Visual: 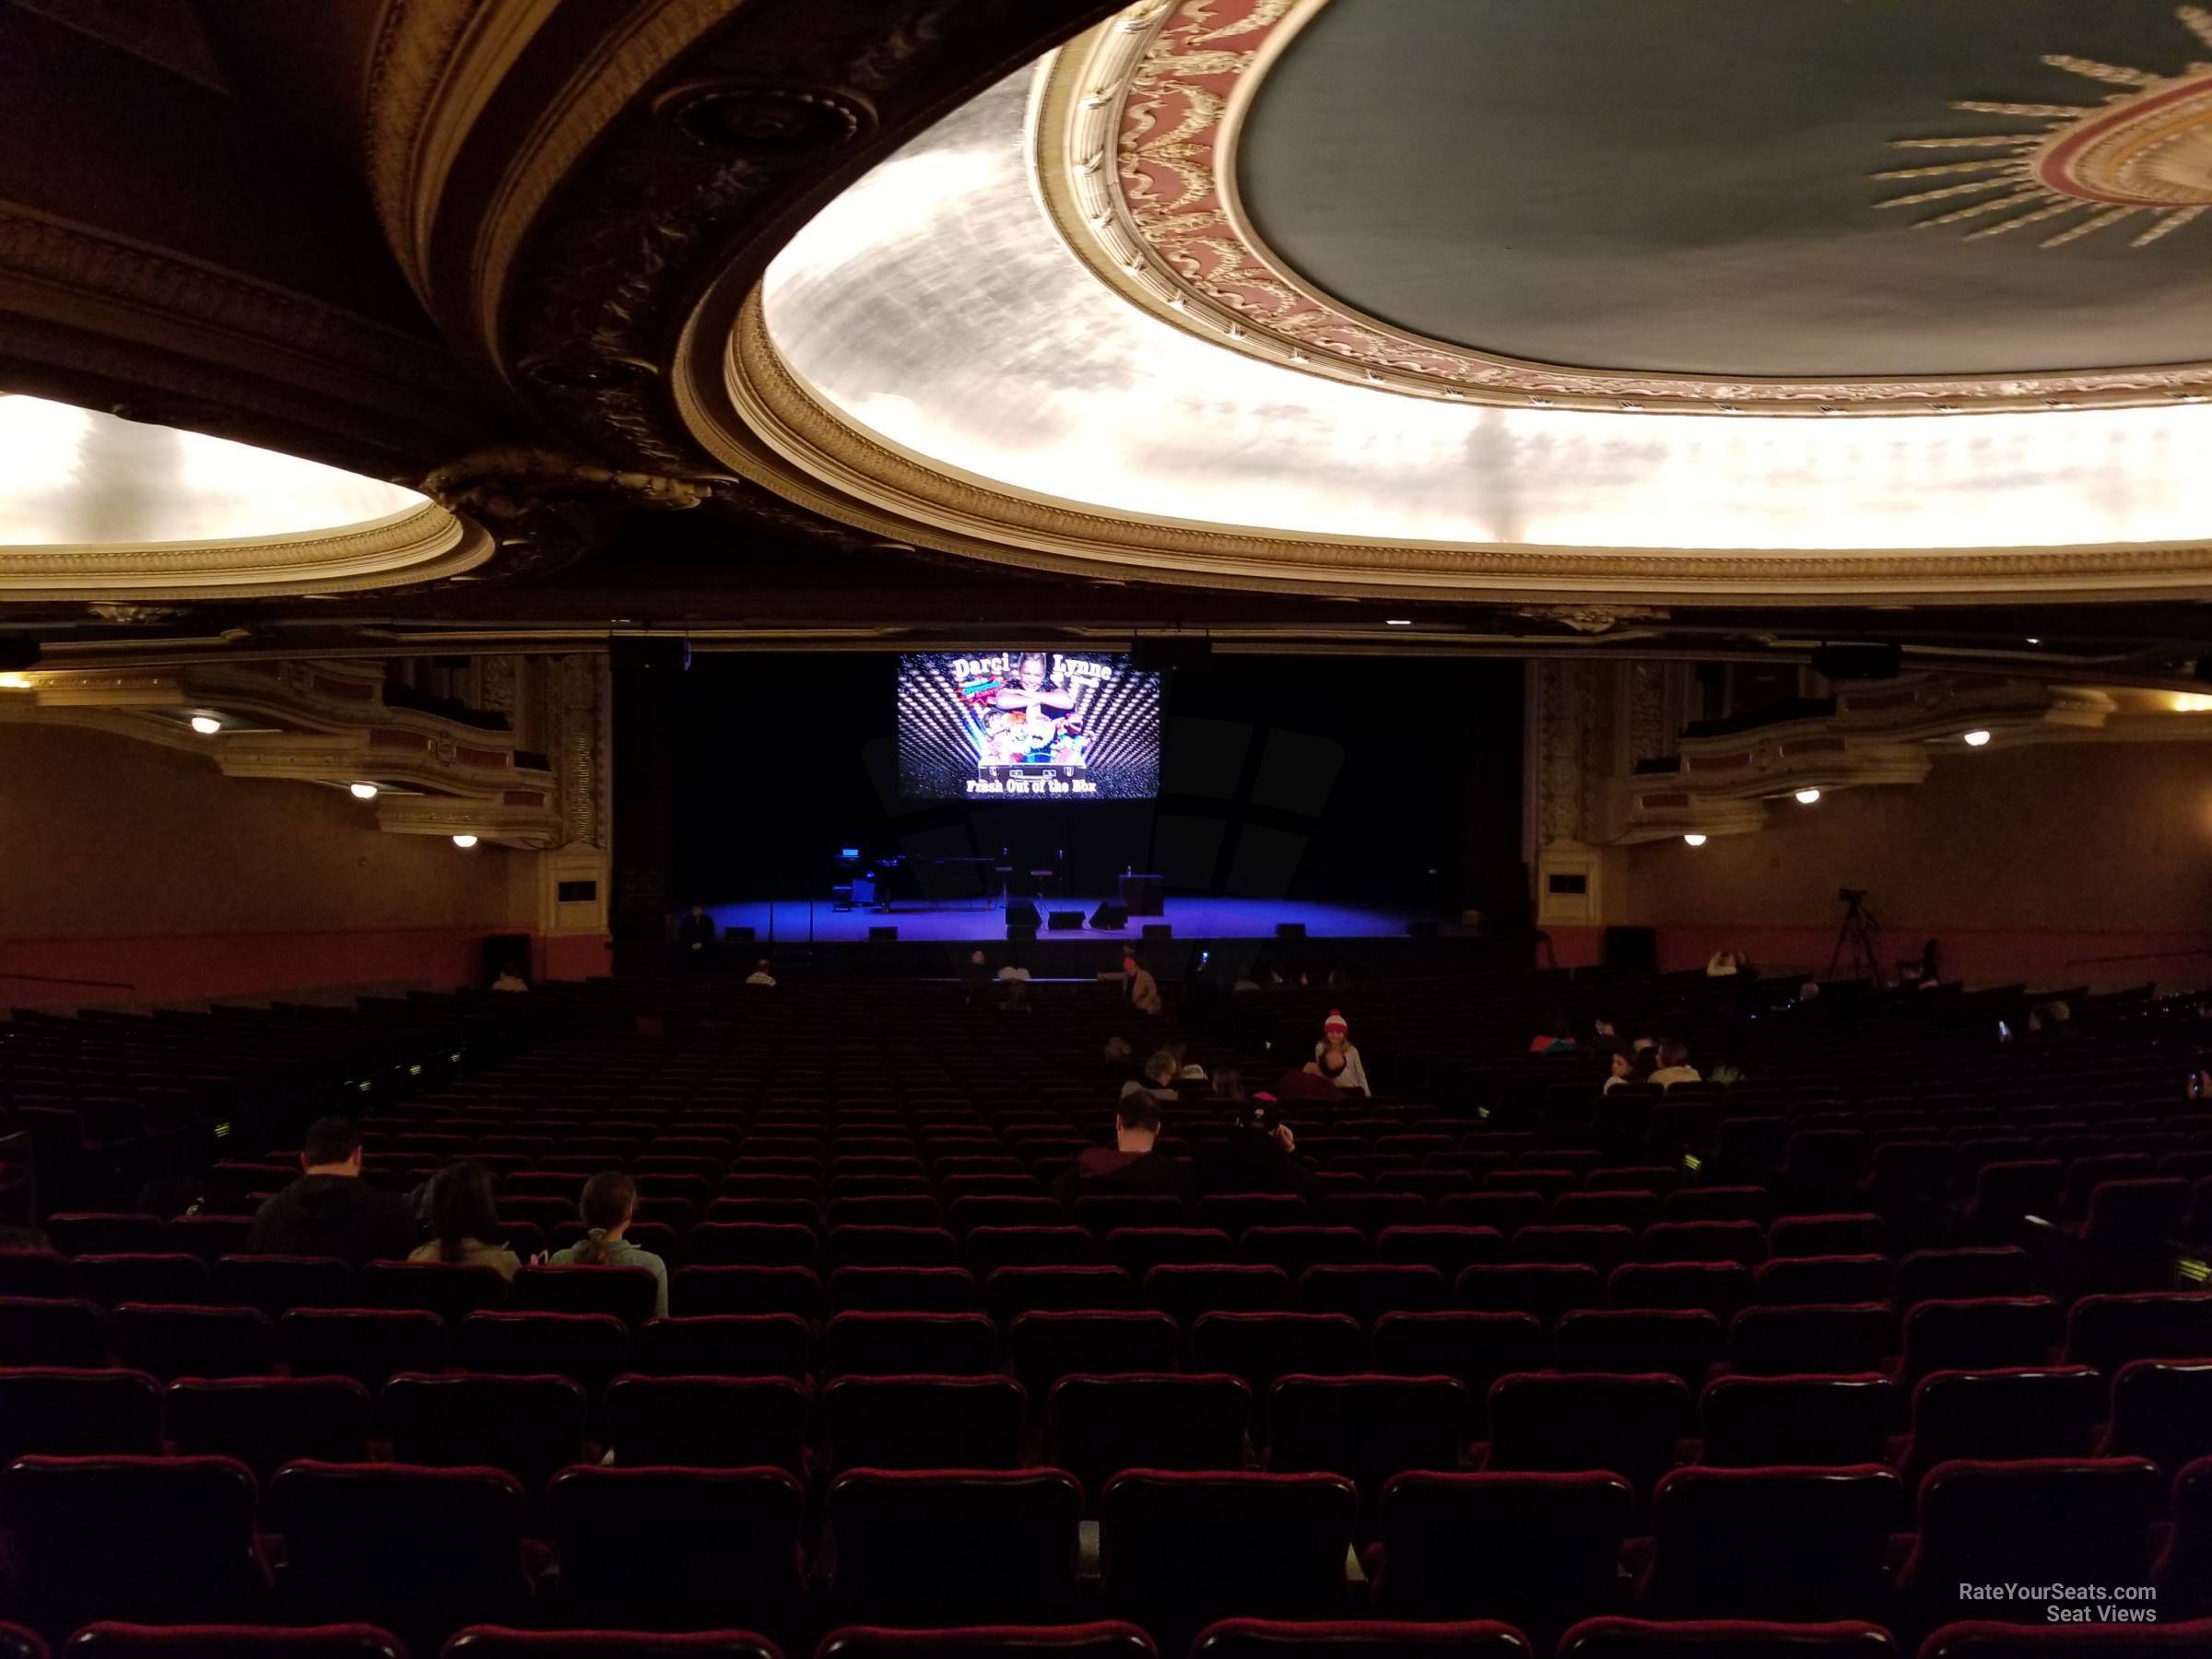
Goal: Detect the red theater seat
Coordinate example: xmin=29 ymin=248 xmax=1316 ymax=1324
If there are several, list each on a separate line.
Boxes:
xmin=1482 ymin=1371 xmax=1694 ymax=1499
xmin=1917 ymin=1624 xmax=2212 ymax=1658
xmin=515 ymin=1265 xmax=661 ymax=1326
xmin=674 ymin=1266 xmax=822 ymax=1320
xmin=828 ymin=1468 xmax=1083 ymax=1626
xmin=814 ymin=1624 xmax=1157 ymax=1659
xmin=162 ymin=1375 xmax=372 ymax=1481
xmin=1144 ymin=1264 xmax=1292 ymax=1324
xmin=0 ymin=1297 xmax=107 ymax=1368
xmin=546 ymin=1465 xmax=806 ymax=1636
xmin=631 ymin=1313 xmax=811 ymax=1380
xmin=825 ymin=1312 xmax=997 ymax=1376
xmin=1637 ymin=1463 xmax=1900 ymax=1619
xmin=210 ymin=1254 xmax=354 ymax=1317
xmin=990 ymin=1266 xmax=1141 ymax=1323
xmin=1755 ymin=1255 xmax=1892 ymax=1307
xmin=823 ymin=1373 xmax=1025 ymax=1472
xmin=1186 ymin=1620 xmax=1534 ymax=1659
xmin=0 ymin=1454 xmax=269 ymax=1638
xmin=1898 ymin=1298 xmax=2062 ymax=1389
xmin=1009 ymin=1310 xmax=1180 ymax=1395
xmin=2104 ymin=1360 xmax=2212 ymax=1475
xmin=0 ymin=1367 xmax=161 ymax=1463
xmin=1554 ymin=1309 xmax=1724 ymax=1390
xmin=2157 ymin=1456 xmax=2212 ymax=1618
xmin=444 ymin=1636 xmax=781 ymax=1658
xmin=1100 ymin=1470 xmax=1358 ymax=1653
xmin=110 ymin=1301 xmax=276 ymax=1380
xmin=1372 ymin=1311 xmax=1546 ymax=1399
xmin=1457 ymin=1264 xmax=1606 ymax=1324
xmin=1265 ymin=1374 xmax=1472 ymax=1509
xmin=383 ymin=1371 xmax=588 ymax=1493
xmin=1299 ymin=1264 xmax=1452 ymax=1324
xmin=1242 ymin=1227 xmax=1373 ymax=1280
xmin=1610 ymin=1263 xmax=1755 ymax=1320
xmin=1048 ymin=1372 xmax=1252 ymax=1496
xmin=1190 ymin=1312 xmax=1367 ymax=1394
xmin=1728 ymin=1303 xmax=1894 ymax=1376
xmin=1899 ymin=1366 xmax=2104 ymax=1486
xmin=605 ymin=1375 xmax=806 ymax=1475
xmin=2063 ymin=1292 xmax=2212 ymax=1375
xmin=63 ymin=1625 xmax=406 ymax=1657
xmin=1698 ymin=1374 xmax=1898 ymax=1467
xmin=269 ymin=1461 xmax=534 ymax=1648
xmin=1371 ymin=1469 xmax=1632 ymax=1636
xmin=1556 ymin=1619 xmax=1899 ymax=1657
xmin=280 ymin=1308 xmax=447 ymax=1392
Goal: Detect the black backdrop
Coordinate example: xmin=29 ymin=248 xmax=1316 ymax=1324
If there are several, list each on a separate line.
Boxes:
xmin=668 ymin=653 xmax=1524 ymax=915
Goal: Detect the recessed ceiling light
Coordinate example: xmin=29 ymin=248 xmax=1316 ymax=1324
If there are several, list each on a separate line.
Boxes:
xmin=349 ymin=782 xmax=379 ymax=800
xmin=188 ymin=714 xmax=222 ymax=735
xmin=1794 ymin=788 xmax=1822 ymax=805
xmin=1683 ymin=832 xmax=1708 ymax=847
xmin=1961 ymin=729 xmax=1992 ymax=747
xmin=2026 ymin=637 xmax=2041 ymax=645
xmin=452 ymin=834 xmax=479 ymax=849
xmin=1384 ymin=619 xmax=1413 ymax=627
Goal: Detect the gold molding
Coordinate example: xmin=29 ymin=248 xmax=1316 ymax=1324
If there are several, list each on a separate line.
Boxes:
xmin=1035 ymin=0 xmax=2212 ymax=417
xmin=690 ymin=286 xmax=2212 ymax=604
xmin=0 ymin=503 xmax=493 ymax=601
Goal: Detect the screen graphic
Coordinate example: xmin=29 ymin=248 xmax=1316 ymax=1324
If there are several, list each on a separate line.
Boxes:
xmin=897 ymin=651 xmax=1163 ymax=801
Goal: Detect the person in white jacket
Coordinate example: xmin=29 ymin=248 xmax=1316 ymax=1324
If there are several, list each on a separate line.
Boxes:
xmin=1312 ymin=1010 xmax=1371 ymax=1096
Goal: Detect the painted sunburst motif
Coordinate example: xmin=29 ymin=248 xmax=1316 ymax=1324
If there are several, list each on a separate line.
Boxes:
xmin=1878 ymin=6 xmax=2212 ymax=246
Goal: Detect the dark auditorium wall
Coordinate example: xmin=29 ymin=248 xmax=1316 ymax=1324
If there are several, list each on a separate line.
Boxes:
xmin=670 ymin=652 xmax=1524 ymax=913
xmin=1621 ymin=735 xmax=2212 ymax=984
xmin=0 ymin=723 xmax=524 ymax=1002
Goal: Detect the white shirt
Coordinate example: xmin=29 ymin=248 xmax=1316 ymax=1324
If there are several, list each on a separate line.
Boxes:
xmin=1651 ymin=1065 xmax=1702 ymax=1087
xmin=1314 ymin=1041 xmax=1371 ymax=1096
xmin=745 ymin=971 xmax=777 ymax=986
xmin=996 ymin=965 xmax=1032 ymax=982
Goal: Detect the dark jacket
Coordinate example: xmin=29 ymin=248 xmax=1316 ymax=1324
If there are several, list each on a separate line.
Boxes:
xmin=1053 ymin=1146 xmax=1191 ymax=1207
xmin=1196 ymin=1135 xmax=1319 ymax=1198
xmin=247 ymin=1175 xmax=416 ymax=1266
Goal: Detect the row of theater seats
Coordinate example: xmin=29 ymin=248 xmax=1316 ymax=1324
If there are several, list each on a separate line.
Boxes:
xmin=6 ymin=1344 xmax=2211 ymax=1499
xmin=10 ymin=1616 xmax=2212 ymax=1659
xmin=0 ymin=1450 xmax=2206 ymax=1649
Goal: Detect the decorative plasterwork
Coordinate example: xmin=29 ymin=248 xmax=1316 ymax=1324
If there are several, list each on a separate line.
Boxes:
xmin=0 ymin=503 xmax=493 ymax=601
xmin=717 ymin=287 xmax=2212 ymax=603
xmin=4 ymin=657 xmax=566 ymax=847
xmin=1614 ymin=675 xmax=2121 ymax=842
xmin=1877 ymin=7 xmax=2212 ymax=250
xmin=1035 ymin=0 xmax=2212 ymax=415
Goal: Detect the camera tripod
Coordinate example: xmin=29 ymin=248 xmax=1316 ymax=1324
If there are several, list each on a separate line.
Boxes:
xmin=1828 ymin=888 xmax=1884 ymax=983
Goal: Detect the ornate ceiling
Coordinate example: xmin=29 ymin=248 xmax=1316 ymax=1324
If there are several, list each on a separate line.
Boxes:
xmin=0 ymin=0 xmax=2209 ymax=671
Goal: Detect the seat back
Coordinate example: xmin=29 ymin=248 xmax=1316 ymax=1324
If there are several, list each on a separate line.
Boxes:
xmin=514 ymin=1265 xmax=660 ymax=1326
xmin=829 ymin=1467 xmax=1083 ymax=1624
xmin=1009 ymin=1310 xmax=1180 ymax=1395
xmin=1903 ymin=1366 xmax=2104 ymax=1484
xmin=1187 ymin=1620 xmax=1532 ymax=1659
xmin=547 ymin=1464 xmax=806 ymax=1634
xmin=1484 ymin=1371 xmax=1693 ymax=1498
xmin=1641 ymin=1463 xmax=1900 ymax=1618
xmin=1 ymin=1453 xmax=267 ymax=1635
xmin=1100 ymin=1470 xmax=1358 ymax=1649
xmin=823 ymin=1373 xmax=1026 ymax=1473
xmin=0 ymin=1296 xmax=106 ymax=1368
xmin=1754 ymin=1255 xmax=1891 ymax=1307
xmin=631 ymin=1313 xmax=810 ymax=1380
xmin=604 ymin=1374 xmax=807 ymax=1475
xmin=163 ymin=1375 xmax=371 ymax=1482
xmin=1371 ymin=1312 xmax=1546 ymax=1399
xmin=2107 ymin=1359 xmax=2212 ymax=1474
xmin=1373 ymin=1468 xmax=1632 ymax=1629
xmin=824 ymin=1312 xmax=996 ymax=1377
xmin=0 ymin=1366 xmax=161 ymax=1463
xmin=1456 ymin=1265 xmax=1605 ymax=1324
xmin=267 ymin=1460 xmax=531 ymax=1647
xmin=1697 ymin=1374 xmax=1896 ymax=1467
xmin=1900 ymin=1298 xmax=2062 ymax=1389
xmin=358 ymin=1262 xmax=509 ymax=1323
xmin=382 ymin=1371 xmax=586 ymax=1491
xmin=817 ymin=1624 xmax=1155 ymax=1659
xmin=1727 ymin=1303 xmax=1893 ymax=1377
xmin=1189 ymin=1312 xmax=1366 ymax=1394
xmin=2064 ymin=1292 xmax=2212 ymax=1375
xmin=1554 ymin=1309 xmax=1723 ymax=1390
xmin=1557 ymin=1618 xmax=1899 ymax=1657
xmin=60 ymin=1622 xmax=409 ymax=1657
xmin=111 ymin=1302 xmax=276 ymax=1381
xmin=279 ymin=1308 xmax=447 ymax=1392
xmin=1049 ymin=1372 xmax=1253 ymax=1496
xmin=1908 ymin=1457 xmax=2162 ymax=1592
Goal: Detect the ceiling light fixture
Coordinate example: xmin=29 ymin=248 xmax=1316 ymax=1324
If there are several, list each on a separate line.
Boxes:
xmin=1384 ymin=619 xmax=1413 ymax=627
xmin=1683 ymin=832 xmax=1708 ymax=847
xmin=1961 ymin=729 xmax=1992 ymax=747
xmin=1794 ymin=788 xmax=1823 ymax=805
xmin=188 ymin=714 xmax=222 ymax=735
xmin=349 ymin=782 xmax=379 ymax=800
xmin=452 ymin=834 xmax=479 ymax=849
xmin=2026 ymin=637 xmax=2042 ymax=645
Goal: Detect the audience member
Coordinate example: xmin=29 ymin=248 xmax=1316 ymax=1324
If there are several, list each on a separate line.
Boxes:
xmin=548 ymin=1171 xmax=669 ymax=1317
xmin=407 ymin=1160 xmax=521 ymax=1282
xmin=1196 ymin=1102 xmax=1317 ymax=1197
xmin=1649 ymin=1040 xmax=1701 ymax=1087
xmin=1123 ymin=950 xmax=1163 ymax=1016
xmin=1275 ymin=1049 xmax=1350 ymax=1100
xmin=1053 ymin=1093 xmax=1188 ymax=1204
xmin=996 ymin=959 xmax=1032 ymax=982
xmin=489 ymin=969 xmax=529 ymax=993
xmin=1207 ymin=1065 xmax=1248 ymax=1102
xmin=247 ymin=1115 xmax=416 ymax=1265
xmin=744 ymin=958 xmax=778 ymax=986
xmin=1602 ymin=1046 xmax=1638 ymax=1092
xmin=1313 ymin=1010 xmax=1371 ymax=1095
xmin=1129 ymin=1050 xmax=1180 ymax=1102
xmin=677 ymin=903 xmax=716 ymax=963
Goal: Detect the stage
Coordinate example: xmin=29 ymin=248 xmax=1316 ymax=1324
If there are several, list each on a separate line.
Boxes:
xmin=705 ymin=894 xmax=1435 ymax=947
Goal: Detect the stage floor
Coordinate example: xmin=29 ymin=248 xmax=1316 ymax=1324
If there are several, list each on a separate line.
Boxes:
xmin=707 ymin=894 xmax=1423 ymax=947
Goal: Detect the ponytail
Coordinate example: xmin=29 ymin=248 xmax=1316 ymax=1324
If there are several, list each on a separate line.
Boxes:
xmin=571 ymin=1171 xmax=637 ymax=1265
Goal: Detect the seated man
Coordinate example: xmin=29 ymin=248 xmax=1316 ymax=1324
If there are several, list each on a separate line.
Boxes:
xmin=1053 ymin=1094 xmax=1188 ymax=1206
xmin=247 ymin=1114 xmax=417 ymax=1265
xmin=1196 ymin=1103 xmax=1318 ymax=1197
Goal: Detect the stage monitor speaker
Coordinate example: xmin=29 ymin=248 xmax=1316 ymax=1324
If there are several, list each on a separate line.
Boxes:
xmin=1048 ymin=910 xmax=1084 ymax=931
xmin=1142 ymin=923 xmax=1172 ymax=941
xmin=1005 ymin=900 xmax=1040 ymax=928
xmin=1604 ymin=924 xmax=1657 ymax=973
xmin=1089 ymin=901 xmax=1129 ymax=930
xmin=868 ymin=925 xmax=899 ymax=943
xmin=1407 ymin=919 xmax=1439 ymax=940
xmin=1276 ymin=922 xmax=1307 ymax=940
xmin=1007 ymin=924 xmax=1038 ymax=945
xmin=1811 ymin=642 xmax=1901 ymax=681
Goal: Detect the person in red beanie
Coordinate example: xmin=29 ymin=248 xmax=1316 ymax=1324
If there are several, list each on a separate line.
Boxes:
xmin=1312 ymin=1010 xmax=1371 ymax=1096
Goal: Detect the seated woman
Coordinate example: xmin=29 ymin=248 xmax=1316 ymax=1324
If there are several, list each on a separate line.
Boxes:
xmin=407 ymin=1160 xmax=521 ymax=1282
xmin=548 ymin=1171 xmax=670 ymax=1318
